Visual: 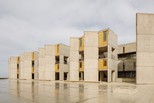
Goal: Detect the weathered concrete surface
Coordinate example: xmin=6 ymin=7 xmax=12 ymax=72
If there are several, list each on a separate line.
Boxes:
xmin=136 ymin=13 xmax=154 ymax=84
xmin=1 ymin=79 xmax=154 ymax=103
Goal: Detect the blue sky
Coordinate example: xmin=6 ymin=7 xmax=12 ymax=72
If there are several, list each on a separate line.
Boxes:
xmin=0 ymin=0 xmax=154 ymax=77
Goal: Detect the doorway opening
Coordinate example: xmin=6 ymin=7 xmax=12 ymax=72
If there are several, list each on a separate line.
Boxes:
xmin=32 ymin=73 xmax=34 ymax=79
xmin=55 ymin=72 xmax=59 ymax=80
xmin=17 ymin=74 xmax=19 ymax=79
xmin=79 ymin=72 xmax=84 ymax=81
xmin=98 ymin=71 xmax=107 ymax=82
xmin=64 ymin=72 xmax=68 ymax=80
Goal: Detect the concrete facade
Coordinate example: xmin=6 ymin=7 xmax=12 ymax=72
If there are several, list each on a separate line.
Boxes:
xmin=19 ymin=52 xmax=38 ymax=80
xmin=8 ymin=56 xmax=20 ymax=79
xmin=117 ymin=42 xmax=136 ymax=82
xmin=69 ymin=28 xmax=118 ymax=82
xmin=136 ymin=13 xmax=154 ymax=84
xmin=38 ymin=44 xmax=70 ymax=81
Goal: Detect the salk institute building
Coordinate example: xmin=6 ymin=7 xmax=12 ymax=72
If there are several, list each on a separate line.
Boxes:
xmin=8 ymin=13 xmax=154 ymax=85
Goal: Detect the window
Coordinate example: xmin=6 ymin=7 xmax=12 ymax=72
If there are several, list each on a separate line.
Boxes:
xmin=79 ymin=38 xmax=82 ymax=47
xmin=103 ymin=31 xmax=107 ymax=41
xmin=17 ymin=64 xmax=19 ymax=69
xmin=64 ymin=56 xmax=68 ymax=64
xmin=80 ymin=62 xmax=82 ymax=68
xmin=123 ymin=47 xmax=125 ymax=53
xmin=104 ymin=60 xmax=107 ymax=66
xmin=55 ymin=56 xmax=60 ymax=64
xmin=32 ymin=61 xmax=34 ymax=67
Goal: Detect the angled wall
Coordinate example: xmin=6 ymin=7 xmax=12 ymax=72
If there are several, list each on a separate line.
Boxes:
xmin=38 ymin=48 xmax=45 ymax=80
xmin=69 ymin=38 xmax=79 ymax=81
xmin=136 ymin=13 xmax=154 ymax=84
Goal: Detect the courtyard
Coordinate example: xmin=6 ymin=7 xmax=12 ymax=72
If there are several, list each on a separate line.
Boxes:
xmin=0 ymin=79 xmax=154 ymax=103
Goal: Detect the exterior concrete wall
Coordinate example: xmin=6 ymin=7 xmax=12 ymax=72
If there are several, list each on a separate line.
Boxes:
xmin=118 ymin=43 xmax=136 ymax=72
xmin=108 ymin=29 xmax=118 ymax=82
xmin=38 ymin=48 xmax=45 ymax=80
xmin=118 ymin=42 xmax=136 ymax=54
xmin=24 ymin=52 xmax=33 ymax=80
xmin=18 ymin=52 xmax=38 ymax=80
xmin=136 ymin=13 xmax=154 ymax=84
xmin=59 ymin=44 xmax=70 ymax=80
xmin=84 ymin=31 xmax=98 ymax=82
xmin=69 ymin=38 xmax=79 ymax=81
xmin=8 ymin=57 xmax=18 ymax=79
xmin=44 ymin=45 xmax=55 ymax=80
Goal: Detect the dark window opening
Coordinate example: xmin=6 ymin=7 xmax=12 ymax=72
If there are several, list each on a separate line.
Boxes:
xmin=55 ymin=73 xmax=59 ymax=80
xmin=17 ymin=64 xmax=19 ymax=68
xmin=98 ymin=71 xmax=107 ymax=81
xmin=79 ymin=62 xmax=82 ymax=68
xmin=104 ymin=61 xmax=107 ymax=66
xmin=64 ymin=72 xmax=68 ymax=80
xmin=99 ymin=47 xmax=108 ymax=59
xmin=55 ymin=56 xmax=60 ymax=64
xmin=79 ymin=51 xmax=84 ymax=61
xmin=118 ymin=71 xmax=136 ymax=78
xmin=32 ymin=73 xmax=34 ymax=79
xmin=32 ymin=61 xmax=34 ymax=67
xmin=79 ymin=72 xmax=84 ymax=80
xmin=64 ymin=56 xmax=68 ymax=64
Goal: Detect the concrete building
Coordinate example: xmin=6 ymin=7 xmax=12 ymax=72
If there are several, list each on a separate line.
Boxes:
xmin=8 ymin=56 xmax=20 ymax=79
xmin=136 ymin=13 xmax=154 ymax=84
xmin=117 ymin=42 xmax=136 ymax=82
xmin=38 ymin=44 xmax=69 ymax=81
xmin=19 ymin=52 xmax=38 ymax=80
xmin=70 ymin=28 xmax=118 ymax=82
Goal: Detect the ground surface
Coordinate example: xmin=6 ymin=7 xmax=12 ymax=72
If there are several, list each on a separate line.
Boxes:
xmin=0 ymin=79 xmax=154 ymax=103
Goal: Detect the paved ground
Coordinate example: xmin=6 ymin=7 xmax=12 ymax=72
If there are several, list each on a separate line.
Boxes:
xmin=1 ymin=79 xmax=154 ymax=103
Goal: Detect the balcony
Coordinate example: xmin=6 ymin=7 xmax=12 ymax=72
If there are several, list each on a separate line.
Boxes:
xmin=98 ymin=59 xmax=108 ymax=70
xmin=98 ymin=30 xmax=108 ymax=47
xmin=55 ymin=64 xmax=59 ymax=72
xmin=79 ymin=61 xmax=84 ymax=71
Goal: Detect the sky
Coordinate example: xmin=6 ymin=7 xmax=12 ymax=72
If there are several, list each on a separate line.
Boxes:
xmin=0 ymin=0 xmax=154 ymax=78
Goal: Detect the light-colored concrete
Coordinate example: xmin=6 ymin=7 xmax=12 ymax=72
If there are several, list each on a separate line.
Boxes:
xmin=38 ymin=44 xmax=70 ymax=81
xmin=3 ymin=79 xmax=154 ymax=103
xmin=136 ymin=13 xmax=154 ymax=84
xmin=8 ymin=56 xmax=19 ymax=79
xmin=118 ymin=42 xmax=136 ymax=54
xmin=84 ymin=31 xmax=98 ymax=82
xmin=69 ymin=38 xmax=79 ymax=81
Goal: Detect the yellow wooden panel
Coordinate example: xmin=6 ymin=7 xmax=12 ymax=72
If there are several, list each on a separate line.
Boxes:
xmin=55 ymin=45 xmax=59 ymax=56
xmin=32 ymin=67 xmax=35 ymax=73
xmin=79 ymin=36 xmax=84 ymax=51
xmin=32 ymin=52 xmax=34 ymax=60
xmin=79 ymin=61 xmax=84 ymax=71
xmin=17 ymin=57 xmax=20 ymax=64
xmin=98 ymin=59 xmax=107 ymax=70
xmin=55 ymin=64 xmax=59 ymax=72
xmin=98 ymin=31 xmax=108 ymax=47
xmin=17 ymin=69 xmax=19 ymax=74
